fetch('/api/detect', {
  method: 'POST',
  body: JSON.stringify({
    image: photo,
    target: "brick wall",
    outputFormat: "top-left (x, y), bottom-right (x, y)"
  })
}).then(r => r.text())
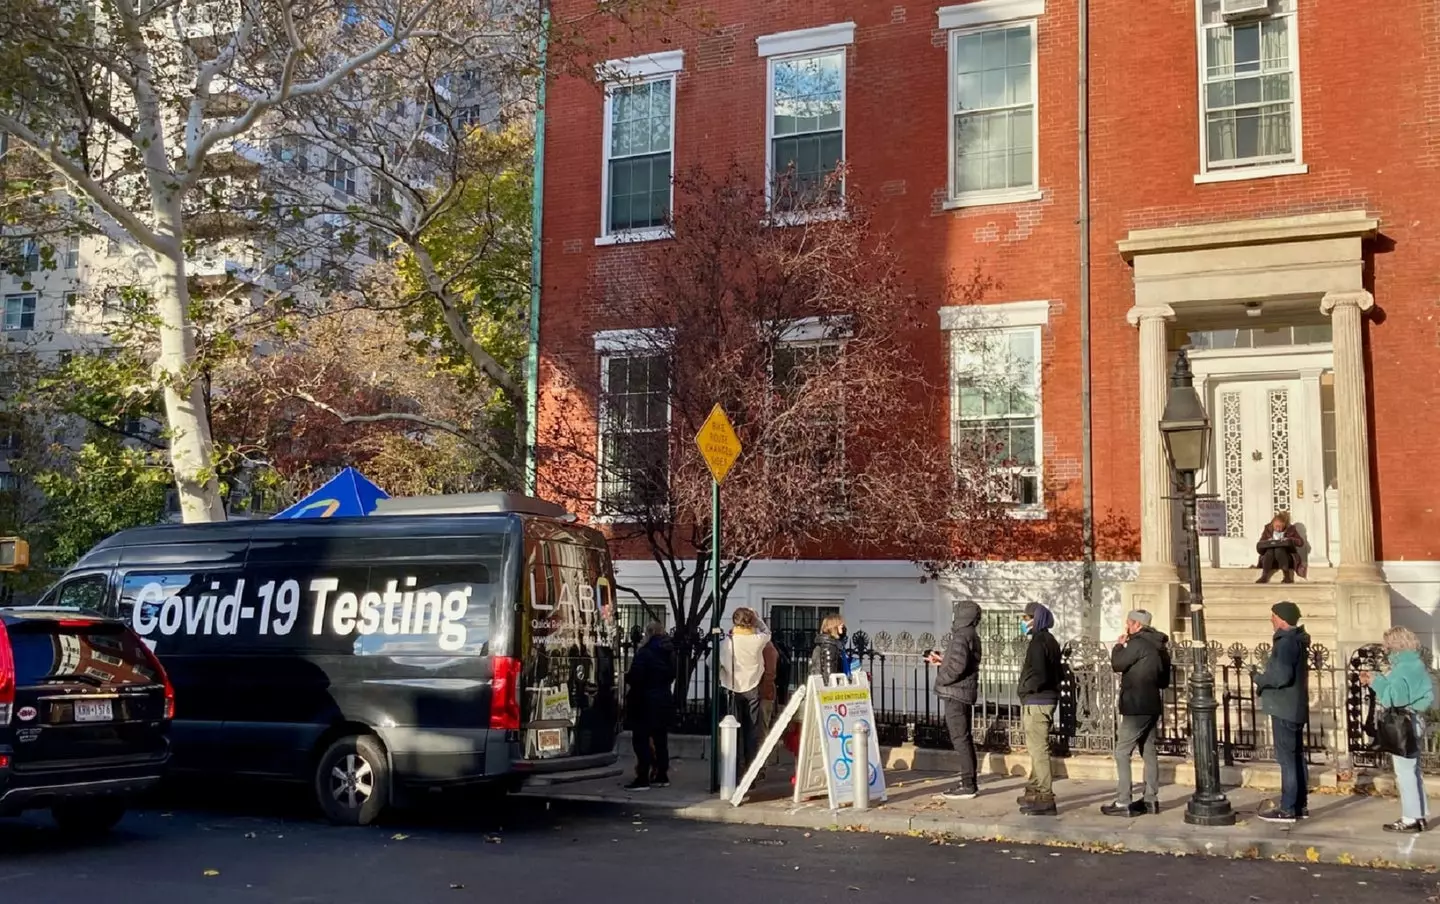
top-left (538, 0), bottom-right (1440, 563)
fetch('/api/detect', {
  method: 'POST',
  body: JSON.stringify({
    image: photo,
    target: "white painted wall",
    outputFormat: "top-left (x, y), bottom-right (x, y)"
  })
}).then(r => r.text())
top-left (1383, 561), bottom-right (1440, 658)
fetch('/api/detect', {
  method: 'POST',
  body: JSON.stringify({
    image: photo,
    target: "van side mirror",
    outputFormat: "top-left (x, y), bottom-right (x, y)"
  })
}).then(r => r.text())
top-left (0, 537), bottom-right (30, 572)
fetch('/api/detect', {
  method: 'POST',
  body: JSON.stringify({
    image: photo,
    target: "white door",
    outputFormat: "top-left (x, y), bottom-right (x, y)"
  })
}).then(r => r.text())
top-left (1210, 379), bottom-right (1306, 567)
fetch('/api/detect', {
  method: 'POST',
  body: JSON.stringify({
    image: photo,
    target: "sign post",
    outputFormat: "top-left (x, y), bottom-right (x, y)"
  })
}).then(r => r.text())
top-left (695, 404), bottom-right (741, 794)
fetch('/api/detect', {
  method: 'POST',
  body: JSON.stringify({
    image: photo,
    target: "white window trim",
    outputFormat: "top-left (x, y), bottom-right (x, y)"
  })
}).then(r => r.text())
top-left (939, 299), bottom-right (1049, 331)
top-left (937, 0), bottom-right (1045, 30)
top-left (763, 42), bottom-right (850, 219)
top-left (942, 300), bottom-right (1048, 517)
top-left (2, 293), bottom-right (37, 333)
top-left (944, 18), bottom-right (1041, 208)
top-left (593, 343), bottom-right (673, 522)
top-left (597, 53), bottom-right (681, 243)
top-left (1194, 0), bottom-right (1304, 178)
top-left (773, 315), bottom-right (853, 344)
top-left (756, 22), bottom-right (855, 58)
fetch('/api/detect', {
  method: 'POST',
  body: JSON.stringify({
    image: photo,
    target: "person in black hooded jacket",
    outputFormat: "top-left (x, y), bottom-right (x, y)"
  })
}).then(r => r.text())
top-left (624, 623), bottom-right (676, 790)
top-left (927, 600), bottom-right (982, 799)
top-left (1017, 602), bottom-right (1062, 816)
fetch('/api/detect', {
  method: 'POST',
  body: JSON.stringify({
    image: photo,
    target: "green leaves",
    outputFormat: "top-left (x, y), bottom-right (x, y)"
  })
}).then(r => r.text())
top-left (32, 439), bottom-right (170, 569)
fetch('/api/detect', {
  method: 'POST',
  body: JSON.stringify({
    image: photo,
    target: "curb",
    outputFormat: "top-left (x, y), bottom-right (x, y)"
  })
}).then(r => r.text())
top-left (520, 788), bottom-right (1437, 870)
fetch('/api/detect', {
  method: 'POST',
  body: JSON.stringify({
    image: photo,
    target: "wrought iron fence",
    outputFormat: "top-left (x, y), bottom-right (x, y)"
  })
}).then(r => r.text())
top-left (617, 624), bottom-right (1440, 773)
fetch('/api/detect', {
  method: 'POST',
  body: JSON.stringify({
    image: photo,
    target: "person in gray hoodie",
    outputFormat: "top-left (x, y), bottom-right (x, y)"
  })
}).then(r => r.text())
top-left (927, 600), bottom-right (983, 800)
top-left (1252, 601), bottom-right (1311, 823)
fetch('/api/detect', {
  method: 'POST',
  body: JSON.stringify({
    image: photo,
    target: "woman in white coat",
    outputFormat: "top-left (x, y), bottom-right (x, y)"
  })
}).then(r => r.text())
top-left (719, 607), bottom-right (771, 777)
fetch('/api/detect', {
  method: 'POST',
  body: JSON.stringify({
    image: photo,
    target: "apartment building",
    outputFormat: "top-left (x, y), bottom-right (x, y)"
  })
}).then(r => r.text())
top-left (534, 0), bottom-right (1438, 652)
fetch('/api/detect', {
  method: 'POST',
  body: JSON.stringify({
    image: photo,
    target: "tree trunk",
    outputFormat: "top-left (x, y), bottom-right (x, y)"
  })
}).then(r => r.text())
top-left (150, 196), bottom-right (225, 523)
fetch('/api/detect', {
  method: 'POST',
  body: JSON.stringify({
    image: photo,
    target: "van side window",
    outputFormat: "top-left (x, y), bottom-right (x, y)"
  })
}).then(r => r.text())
top-left (52, 574), bottom-right (110, 615)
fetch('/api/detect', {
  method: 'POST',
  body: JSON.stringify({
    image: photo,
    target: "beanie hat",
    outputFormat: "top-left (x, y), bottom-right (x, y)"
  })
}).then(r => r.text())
top-left (1126, 609), bottom-right (1152, 627)
top-left (1271, 601), bottom-right (1302, 626)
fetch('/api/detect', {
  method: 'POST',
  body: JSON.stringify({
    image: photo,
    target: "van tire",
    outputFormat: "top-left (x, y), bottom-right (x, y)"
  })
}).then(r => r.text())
top-left (315, 734), bottom-right (390, 826)
top-left (52, 801), bottom-right (127, 836)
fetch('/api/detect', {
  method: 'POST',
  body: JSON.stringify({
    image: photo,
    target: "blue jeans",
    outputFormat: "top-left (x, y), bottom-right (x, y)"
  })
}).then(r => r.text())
top-left (1394, 716), bottom-right (1431, 823)
top-left (1272, 717), bottom-right (1308, 813)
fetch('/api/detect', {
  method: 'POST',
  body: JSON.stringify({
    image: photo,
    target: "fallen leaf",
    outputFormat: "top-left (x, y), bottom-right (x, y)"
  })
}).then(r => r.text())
top-left (1304, 847), bottom-right (1320, 863)
top-left (392, 833), bottom-right (410, 841)
top-left (450, 883), bottom-right (465, 890)
top-left (244, 832), bottom-right (257, 839)
top-left (484, 835), bottom-right (502, 844)
top-left (203, 870), bottom-right (220, 878)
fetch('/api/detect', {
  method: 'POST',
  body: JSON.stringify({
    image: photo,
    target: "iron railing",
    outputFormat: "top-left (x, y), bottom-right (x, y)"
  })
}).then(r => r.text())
top-left (619, 623), bottom-right (1440, 773)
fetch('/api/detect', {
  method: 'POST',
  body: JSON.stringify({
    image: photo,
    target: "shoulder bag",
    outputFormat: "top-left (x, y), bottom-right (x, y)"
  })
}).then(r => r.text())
top-left (1376, 706), bottom-right (1422, 759)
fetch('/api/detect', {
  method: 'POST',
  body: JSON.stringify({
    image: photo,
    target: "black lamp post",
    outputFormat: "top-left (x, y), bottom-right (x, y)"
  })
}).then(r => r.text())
top-left (1159, 350), bottom-right (1236, 828)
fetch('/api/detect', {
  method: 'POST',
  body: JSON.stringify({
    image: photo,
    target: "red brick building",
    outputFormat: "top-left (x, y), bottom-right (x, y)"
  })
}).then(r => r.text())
top-left (535, 0), bottom-right (1440, 652)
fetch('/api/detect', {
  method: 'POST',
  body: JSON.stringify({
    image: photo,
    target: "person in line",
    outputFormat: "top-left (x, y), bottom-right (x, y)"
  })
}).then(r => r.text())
top-left (759, 633), bottom-right (780, 738)
top-left (927, 600), bottom-right (983, 801)
top-left (719, 607), bottom-right (770, 778)
top-left (624, 622), bottom-right (675, 791)
top-left (1255, 511), bottom-right (1305, 584)
top-left (1253, 601), bottom-right (1311, 822)
top-left (1360, 626), bottom-right (1436, 833)
top-left (808, 613), bottom-right (848, 679)
top-left (1016, 602), bottom-right (1063, 816)
top-left (1102, 609), bottom-right (1171, 817)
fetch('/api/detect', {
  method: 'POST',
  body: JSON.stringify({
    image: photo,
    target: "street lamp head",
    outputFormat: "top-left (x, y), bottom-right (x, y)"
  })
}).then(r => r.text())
top-left (1160, 350), bottom-right (1211, 473)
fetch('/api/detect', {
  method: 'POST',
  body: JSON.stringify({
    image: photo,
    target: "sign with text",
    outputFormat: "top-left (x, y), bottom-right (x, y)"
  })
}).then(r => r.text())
top-left (1196, 498), bottom-right (1227, 537)
top-left (695, 404), bottom-right (742, 484)
top-left (793, 673), bottom-right (887, 810)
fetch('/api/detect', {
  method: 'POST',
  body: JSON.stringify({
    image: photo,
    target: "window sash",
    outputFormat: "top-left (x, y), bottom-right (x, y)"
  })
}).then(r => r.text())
top-left (950, 327), bottom-right (1042, 506)
top-left (949, 22), bottom-right (1037, 197)
top-left (3, 295), bottom-right (36, 331)
top-left (767, 50), bottom-right (846, 211)
top-left (1200, 8), bottom-right (1297, 169)
top-left (603, 77), bottom-right (675, 236)
top-left (598, 354), bottom-right (671, 511)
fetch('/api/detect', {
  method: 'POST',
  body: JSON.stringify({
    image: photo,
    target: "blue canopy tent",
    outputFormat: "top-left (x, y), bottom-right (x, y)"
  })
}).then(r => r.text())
top-left (272, 467), bottom-right (389, 520)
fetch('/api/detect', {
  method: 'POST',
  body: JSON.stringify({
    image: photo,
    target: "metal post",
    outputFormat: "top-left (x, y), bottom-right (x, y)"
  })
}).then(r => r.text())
top-left (719, 715), bottom-right (740, 800)
top-left (852, 722), bottom-right (870, 811)
top-left (708, 477), bottom-right (723, 794)
top-left (1181, 468), bottom-right (1236, 826)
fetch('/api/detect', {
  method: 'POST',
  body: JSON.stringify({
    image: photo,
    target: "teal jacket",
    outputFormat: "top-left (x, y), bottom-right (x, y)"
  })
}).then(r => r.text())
top-left (1371, 650), bottom-right (1437, 713)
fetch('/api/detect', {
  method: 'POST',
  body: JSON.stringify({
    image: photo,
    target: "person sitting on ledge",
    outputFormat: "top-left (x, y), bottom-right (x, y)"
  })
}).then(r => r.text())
top-left (1256, 511), bottom-right (1305, 585)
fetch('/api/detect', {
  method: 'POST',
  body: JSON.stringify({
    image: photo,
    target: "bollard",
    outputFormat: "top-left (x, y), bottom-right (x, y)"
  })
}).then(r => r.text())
top-left (852, 722), bottom-right (870, 811)
top-left (718, 715), bottom-right (741, 800)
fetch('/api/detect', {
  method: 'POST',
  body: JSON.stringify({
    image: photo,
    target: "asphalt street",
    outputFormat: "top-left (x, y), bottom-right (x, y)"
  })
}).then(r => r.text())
top-left (0, 790), bottom-right (1435, 904)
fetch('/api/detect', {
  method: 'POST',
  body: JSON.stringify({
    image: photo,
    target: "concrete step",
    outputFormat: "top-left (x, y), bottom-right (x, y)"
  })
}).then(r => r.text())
top-left (1200, 566), bottom-right (1337, 585)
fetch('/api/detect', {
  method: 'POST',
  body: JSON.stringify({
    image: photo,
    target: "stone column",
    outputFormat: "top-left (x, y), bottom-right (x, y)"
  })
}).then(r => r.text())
top-left (1320, 290), bottom-right (1382, 583)
top-left (1126, 304), bottom-right (1178, 582)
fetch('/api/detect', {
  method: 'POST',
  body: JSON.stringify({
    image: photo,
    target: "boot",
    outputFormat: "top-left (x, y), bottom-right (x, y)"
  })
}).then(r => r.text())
top-left (1256, 569), bottom-right (1274, 584)
top-left (1021, 792), bottom-right (1057, 816)
top-left (1015, 787), bottom-right (1039, 806)
top-left (1281, 570), bottom-right (1295, 584)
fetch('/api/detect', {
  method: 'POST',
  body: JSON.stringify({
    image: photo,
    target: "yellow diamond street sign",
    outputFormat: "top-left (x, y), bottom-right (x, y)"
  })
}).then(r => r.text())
top-left (695, 404), bottom-right (742, 484)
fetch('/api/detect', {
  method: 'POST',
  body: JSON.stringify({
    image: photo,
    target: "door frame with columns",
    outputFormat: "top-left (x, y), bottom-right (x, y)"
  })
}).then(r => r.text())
top-left (1116, 211), bottom-right (1388, 648)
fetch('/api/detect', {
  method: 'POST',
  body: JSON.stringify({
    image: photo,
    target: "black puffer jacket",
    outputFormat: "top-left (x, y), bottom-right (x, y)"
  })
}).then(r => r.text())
top-left (809, 633), bottom-right (846, 680)
top-left (625, 634), bottom-right (676, 728)
top-left (1111, 627), bottom-right (1171, 716)
top-left (936, 601), bottom-right (982, 705)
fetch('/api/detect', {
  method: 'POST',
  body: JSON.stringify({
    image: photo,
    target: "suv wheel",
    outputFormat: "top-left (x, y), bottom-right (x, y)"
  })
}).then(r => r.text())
top-left (315, 734), bottom-right (390, 826)
top-left (52, 801), bottom-right (127, 836)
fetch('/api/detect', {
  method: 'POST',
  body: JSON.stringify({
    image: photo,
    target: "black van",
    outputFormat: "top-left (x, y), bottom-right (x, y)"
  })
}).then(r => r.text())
top-left (31, 493), bottom-right (622, 825)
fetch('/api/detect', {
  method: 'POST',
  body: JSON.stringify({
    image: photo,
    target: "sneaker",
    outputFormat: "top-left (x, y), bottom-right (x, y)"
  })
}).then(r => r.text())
top-left (941, 785), bottom-right (979, 801)
top-left (1297, 806), bottom-right (1309, 819)
top-left (624, 778), bottom-right (651, 792)
top-left (651, 775), bottom-right (670, 788)
top-left (1383, 819), bottom-right (1426, 834)
top-left (1100, 801), bottom-right (1144, 818)
top-left (1143, 801), bottom-right (1161, 815)
top-left (1257, 808), bottom-right (1297, 823)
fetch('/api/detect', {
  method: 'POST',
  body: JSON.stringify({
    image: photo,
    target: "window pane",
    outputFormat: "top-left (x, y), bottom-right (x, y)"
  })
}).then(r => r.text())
top-left (772, 53), bottom-right (843, 138)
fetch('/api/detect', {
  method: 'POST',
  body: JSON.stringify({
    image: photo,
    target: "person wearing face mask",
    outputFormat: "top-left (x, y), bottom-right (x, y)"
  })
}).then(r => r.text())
top-left (1015, 602), bottom-right (1063, 816)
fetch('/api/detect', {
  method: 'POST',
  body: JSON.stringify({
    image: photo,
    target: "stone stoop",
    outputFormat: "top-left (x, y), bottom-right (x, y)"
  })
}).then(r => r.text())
top-left (1173, 568), bottom-right (1340, 656)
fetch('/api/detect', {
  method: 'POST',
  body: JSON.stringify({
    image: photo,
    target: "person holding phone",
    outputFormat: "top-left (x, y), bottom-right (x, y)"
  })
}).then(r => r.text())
top-left (927, 600), bottom-right (983, 801)
top-left (1255, 512), bottom-right (1305, 584)
top-left (1360, 626), bottom-right (1436, 833)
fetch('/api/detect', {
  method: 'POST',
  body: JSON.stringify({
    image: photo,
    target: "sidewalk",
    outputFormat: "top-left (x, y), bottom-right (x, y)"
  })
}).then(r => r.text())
top-left (518, 752), bottom-right (1440, 870)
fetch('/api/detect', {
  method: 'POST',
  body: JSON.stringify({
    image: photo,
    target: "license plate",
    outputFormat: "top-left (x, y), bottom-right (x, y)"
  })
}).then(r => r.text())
top-left (74, 700), bottom-right (113, 723)
top-left (537, 728), bottom-right (564, 753)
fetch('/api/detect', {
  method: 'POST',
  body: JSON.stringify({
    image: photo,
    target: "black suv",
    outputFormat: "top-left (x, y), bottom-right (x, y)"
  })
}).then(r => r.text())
top-left (0, 607), bottom-right (173, 834)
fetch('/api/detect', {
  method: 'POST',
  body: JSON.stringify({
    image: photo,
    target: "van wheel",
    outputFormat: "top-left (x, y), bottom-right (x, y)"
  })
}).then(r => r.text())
top-left (52, 801), bottom-right (126, 836)
top-left (315, 734), bottom-right (390, 826)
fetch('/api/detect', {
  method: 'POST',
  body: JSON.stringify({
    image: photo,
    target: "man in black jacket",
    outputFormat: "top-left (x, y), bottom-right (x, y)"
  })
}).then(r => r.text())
top-left (624, 623), bottom-right (676, 791)
top-left (1017, 602), bottom-right (1063, 816)
top-left (1102, 609), bottom-right (1171, 817)
top-left (927, 600), bottom-right (982, 800)
top-left (1253, 601), bottom-right (1311, 823)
